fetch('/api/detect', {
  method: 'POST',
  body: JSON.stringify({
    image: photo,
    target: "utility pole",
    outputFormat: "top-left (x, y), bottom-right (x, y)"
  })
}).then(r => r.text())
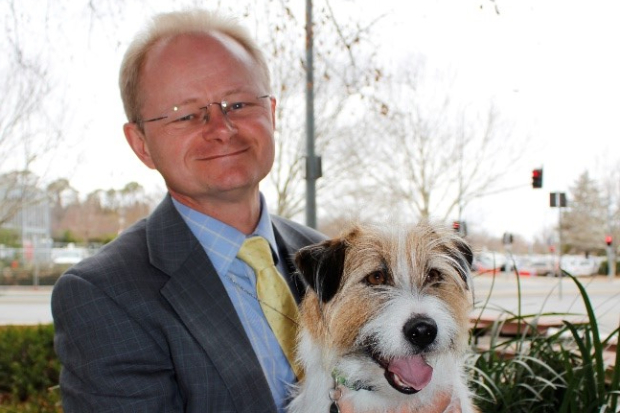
top-left (606, 198), bottom-right (616, 279)
top-left (305, 0), bottom-right (321, 229)
top-left (550, 192), bottom-right (567, 299)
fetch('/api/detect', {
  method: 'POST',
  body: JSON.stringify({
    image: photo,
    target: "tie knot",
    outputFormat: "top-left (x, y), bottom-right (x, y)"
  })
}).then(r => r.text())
top-left (237, 236), bottom-right (275, 273)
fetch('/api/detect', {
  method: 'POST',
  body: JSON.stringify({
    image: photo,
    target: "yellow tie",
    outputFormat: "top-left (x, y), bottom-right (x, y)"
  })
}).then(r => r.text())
top-left (236, 236), bottom-right (303, 380)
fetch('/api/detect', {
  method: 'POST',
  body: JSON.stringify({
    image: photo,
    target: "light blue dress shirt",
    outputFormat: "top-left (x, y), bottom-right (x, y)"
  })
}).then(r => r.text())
top-left (172, 195), bottom-right (295, 413)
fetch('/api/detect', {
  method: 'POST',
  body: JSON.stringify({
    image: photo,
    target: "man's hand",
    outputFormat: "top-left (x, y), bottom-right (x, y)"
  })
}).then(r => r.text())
top-left (336, 391), bottom-right (461, 413)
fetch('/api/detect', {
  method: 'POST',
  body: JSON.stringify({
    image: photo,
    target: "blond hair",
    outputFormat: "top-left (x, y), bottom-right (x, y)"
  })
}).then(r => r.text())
top-left (119, 9), bottom-right (271, 123)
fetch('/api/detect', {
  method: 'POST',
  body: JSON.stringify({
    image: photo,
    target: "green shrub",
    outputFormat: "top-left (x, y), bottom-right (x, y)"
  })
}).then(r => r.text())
top-left (0, 324), bottom-right (61, 412)
top-left (469, 272), bottom-right (620, 412)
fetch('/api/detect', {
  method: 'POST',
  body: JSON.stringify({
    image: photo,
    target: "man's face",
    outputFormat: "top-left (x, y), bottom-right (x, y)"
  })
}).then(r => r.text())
top-left (124, 33), bottom-right (276, 206)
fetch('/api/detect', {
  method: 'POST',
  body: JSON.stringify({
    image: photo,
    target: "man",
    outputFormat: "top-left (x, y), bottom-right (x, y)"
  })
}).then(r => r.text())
top-left (52, 9), bottom-right (325, 413)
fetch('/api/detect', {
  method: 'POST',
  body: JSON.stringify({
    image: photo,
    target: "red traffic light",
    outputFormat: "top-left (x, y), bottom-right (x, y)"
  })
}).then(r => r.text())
top-left (606, 235), bottom-right (613, 246)
top-left (532, 168), bottom-right (543, 188)
top-left (452, 221), bottom-right (467, 236)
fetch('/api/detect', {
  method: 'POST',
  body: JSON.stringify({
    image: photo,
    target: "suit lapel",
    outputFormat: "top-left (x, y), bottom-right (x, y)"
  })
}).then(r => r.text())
top-left (272, 217), bottom-right (303, 300)
top-left (271, 215), bottom-right (320, 300)
top-left (147, 196), bottom-right (275, 412)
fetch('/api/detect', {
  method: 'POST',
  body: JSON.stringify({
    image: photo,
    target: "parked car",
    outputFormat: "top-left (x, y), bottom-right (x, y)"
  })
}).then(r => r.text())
top-left (560, 256), bottom-right (599, 277)
top-left (51, 247), bottom-right (89, 266)
top-left (473, 252), bottom-right (505, 274)
top-left (529, 255), bottom-right (556, 277)
top-left (502, 257), bottom-right (539, 276)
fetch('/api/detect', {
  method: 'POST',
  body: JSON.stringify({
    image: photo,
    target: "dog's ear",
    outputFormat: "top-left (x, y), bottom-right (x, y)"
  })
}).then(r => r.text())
top-left (456, 238), bottom-right (474, 267)
top-left (449, 237), bottom-right (474, 285)
top-left (295, 238), bottom-right (347, 303)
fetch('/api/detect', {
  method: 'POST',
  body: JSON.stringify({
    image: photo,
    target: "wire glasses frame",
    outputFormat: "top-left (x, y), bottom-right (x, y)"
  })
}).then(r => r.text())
top-left (137, 94), bottom-right (272, 132)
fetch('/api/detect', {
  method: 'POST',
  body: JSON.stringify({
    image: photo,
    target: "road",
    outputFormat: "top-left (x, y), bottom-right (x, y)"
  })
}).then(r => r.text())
top-left (0, 275), bottom-right (618, 337)
top-left (472, 272), bottom-right (620, 337)
top-left (0, 286), bottom-right (54, 325)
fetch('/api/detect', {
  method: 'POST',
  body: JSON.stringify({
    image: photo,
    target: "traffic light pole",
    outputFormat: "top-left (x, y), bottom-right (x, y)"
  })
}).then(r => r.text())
top-left (607, 245), bottom-right (615, 278)
top-left (550, 192), bottom-right (565, 299)
top-left (557, 194), bottom-right (563, 299)
top-left (606, 205), bottom-right (616, 279)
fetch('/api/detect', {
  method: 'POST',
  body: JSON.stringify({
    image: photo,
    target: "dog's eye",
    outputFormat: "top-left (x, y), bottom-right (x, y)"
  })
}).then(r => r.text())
top-left (426, 269), bottom-right (443, 286)
top-left (365, 271), bottom-right (387, 286)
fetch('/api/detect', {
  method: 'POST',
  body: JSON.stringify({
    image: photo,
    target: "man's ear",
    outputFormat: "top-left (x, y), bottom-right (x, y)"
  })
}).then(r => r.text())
top-left (123, 122), bottom-right (156, 169)
top-left (269, 96), bottom-right (277, 130)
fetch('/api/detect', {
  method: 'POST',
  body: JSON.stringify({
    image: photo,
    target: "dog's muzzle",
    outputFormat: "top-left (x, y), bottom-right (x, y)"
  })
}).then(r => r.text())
top-left (367, 316), bottom-right (437, 394)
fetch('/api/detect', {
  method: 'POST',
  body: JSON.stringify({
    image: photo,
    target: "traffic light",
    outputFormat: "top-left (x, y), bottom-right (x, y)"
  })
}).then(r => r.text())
top-left (532, 168), bottom-right (543, 188)
top-left (452, 221), bottom-right (467, 236)
top-left (550, 192), bottom-right (567, 207)
top-left (606, 235), bottom-right (613, 247)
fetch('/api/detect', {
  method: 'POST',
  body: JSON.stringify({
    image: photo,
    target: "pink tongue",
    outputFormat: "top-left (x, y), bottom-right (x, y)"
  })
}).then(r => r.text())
top-left (387, 355), bottom-right (433, 391)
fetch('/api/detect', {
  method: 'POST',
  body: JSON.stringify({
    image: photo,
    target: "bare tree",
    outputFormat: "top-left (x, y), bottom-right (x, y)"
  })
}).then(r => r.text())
top-left (0, 0), bottom-right (64, 226)
top-left (241, 0), bottom-right (385, 221)
top-left (354, 62), bottom-right (523, 223)
top-left (0, 171), bottom-right (43, 228)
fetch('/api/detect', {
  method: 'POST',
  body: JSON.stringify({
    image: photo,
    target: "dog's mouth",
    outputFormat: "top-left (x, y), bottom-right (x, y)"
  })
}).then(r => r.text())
top-left (367, 347), bottom-right (434, 394)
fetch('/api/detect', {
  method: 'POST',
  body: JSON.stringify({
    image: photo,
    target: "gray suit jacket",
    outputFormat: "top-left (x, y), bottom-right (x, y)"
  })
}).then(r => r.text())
top-left (52, 195), bottom-right (326, 412)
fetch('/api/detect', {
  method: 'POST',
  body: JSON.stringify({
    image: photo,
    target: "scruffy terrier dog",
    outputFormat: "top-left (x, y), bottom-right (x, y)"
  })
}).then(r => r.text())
top-left (289, 223), bottom-right (478, 413)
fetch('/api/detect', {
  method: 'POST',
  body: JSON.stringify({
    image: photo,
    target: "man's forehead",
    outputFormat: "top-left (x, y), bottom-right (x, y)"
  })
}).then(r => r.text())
top-left (148, 31), bottom-right (253, 67)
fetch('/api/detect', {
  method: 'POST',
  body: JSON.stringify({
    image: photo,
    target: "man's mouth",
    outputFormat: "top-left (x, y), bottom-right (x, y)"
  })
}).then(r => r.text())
top-left (368, 347), bottom-right (434, 394)
top-left (201, 148), bottom-right (248, 161)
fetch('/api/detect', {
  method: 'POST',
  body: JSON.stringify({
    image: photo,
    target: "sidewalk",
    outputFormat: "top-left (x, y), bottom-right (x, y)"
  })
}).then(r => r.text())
top-left (0, 286), bottom-right (54, 325)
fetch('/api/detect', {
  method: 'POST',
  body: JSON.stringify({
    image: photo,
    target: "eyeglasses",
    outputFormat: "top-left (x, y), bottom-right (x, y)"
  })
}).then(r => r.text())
top-left (138, 94), bottom-right (271, 132)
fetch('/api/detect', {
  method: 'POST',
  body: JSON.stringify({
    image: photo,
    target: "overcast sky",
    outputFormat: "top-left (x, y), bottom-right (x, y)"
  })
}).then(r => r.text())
top-left (5, 0), bottom-right (620, 242)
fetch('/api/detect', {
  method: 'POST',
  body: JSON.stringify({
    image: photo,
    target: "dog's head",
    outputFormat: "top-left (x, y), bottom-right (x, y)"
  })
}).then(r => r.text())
top-left (294, 222), bottom-right (474, 399)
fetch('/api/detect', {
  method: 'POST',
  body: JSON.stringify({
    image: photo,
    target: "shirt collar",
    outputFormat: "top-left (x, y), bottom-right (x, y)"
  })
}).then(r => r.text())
top-left (171, 193), bottom-right (280, 274)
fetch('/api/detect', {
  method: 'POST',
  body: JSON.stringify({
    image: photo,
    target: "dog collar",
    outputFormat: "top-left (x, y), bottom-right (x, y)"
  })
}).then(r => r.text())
top-left (329, 370), bottom-right (375, 413)
top-left (331, 369), bottom-right (375, 392)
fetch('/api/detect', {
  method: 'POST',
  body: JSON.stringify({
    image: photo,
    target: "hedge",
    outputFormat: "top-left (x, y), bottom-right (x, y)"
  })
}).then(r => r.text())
top-left (0, 324), bottom-right (61, 412)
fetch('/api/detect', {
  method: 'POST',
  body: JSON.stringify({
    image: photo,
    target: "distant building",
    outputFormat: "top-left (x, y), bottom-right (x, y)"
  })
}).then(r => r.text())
top-left (0, 182), bottom-right (52, 264)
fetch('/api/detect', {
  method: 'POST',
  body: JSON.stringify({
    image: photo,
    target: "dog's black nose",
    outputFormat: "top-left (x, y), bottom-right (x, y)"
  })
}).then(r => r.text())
top-left (403, 317), bottom-right (437, 349)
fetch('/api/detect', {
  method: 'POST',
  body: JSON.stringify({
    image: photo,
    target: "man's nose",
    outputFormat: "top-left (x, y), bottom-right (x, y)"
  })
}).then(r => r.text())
top-left (201, 104), bottom-right (236, 136)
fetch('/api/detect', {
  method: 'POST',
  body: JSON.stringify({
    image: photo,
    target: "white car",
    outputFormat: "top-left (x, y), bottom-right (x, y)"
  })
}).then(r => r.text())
top-left (560, 256), bottom-right (599, 277)
top-left (52, 248), bottom-right (89, 265)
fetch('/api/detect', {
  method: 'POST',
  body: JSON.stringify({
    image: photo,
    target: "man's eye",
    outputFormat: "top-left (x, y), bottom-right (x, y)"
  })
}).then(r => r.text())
top-left (229, 101), bottom-right (249, 111)
top-left (173, 112), bottom-right (199, 122)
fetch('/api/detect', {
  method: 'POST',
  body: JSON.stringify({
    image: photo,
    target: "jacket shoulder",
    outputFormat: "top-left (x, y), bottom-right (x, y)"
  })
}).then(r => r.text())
top-left (270, 215), bottom-right (327, 247)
